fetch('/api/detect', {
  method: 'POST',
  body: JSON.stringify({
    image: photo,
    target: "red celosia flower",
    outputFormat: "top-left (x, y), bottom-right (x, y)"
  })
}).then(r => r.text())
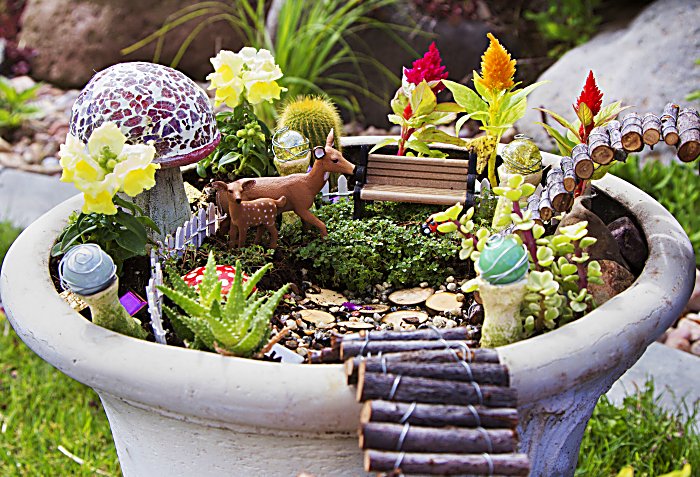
top-left (573, 70), bottom-right (603, 141)
top-left (573, 70), bottom-right (603, 118)
top-left (403, 42), bottom-right (449, 93)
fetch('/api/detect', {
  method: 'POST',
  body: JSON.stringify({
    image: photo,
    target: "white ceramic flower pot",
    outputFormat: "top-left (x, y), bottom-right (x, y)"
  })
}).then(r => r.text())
top-left (1, 141), bottom-right (695, 476)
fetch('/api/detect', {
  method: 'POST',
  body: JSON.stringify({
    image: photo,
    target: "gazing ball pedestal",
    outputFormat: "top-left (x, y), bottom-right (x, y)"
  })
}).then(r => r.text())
top-left (476, 235), bottom-right (530, 348)
top-left (59, 244), bottom-right (146, 339)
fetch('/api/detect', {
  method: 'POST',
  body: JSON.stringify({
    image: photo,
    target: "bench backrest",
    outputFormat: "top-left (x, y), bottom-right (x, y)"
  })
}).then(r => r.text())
top-left (366, 154), bottom-right (470, 190)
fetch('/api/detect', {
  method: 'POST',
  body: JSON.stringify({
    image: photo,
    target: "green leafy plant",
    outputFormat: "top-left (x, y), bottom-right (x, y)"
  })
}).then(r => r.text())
top-left (123, 0), bottom-right (404, 117)
top-left (612, 155), bottom-right (700, 265)
top-left (51, 196), bottom-right (158, 271)
top-left (295, 200), bottom-right (460, 293)
top-left (0, 75), bottom-right (40, 132)
top-left (197, 102), bottom-right (276, 178)
top-left (577, 381), bottom-right (700, 476)
top-left (524, 0), bottom-right (602, 59)
top-left (158, 252), bottom-right (289, 357)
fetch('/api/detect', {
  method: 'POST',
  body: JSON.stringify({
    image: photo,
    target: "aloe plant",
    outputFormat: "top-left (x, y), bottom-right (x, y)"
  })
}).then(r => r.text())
top-left (158, 253), bottom-right (289, 357)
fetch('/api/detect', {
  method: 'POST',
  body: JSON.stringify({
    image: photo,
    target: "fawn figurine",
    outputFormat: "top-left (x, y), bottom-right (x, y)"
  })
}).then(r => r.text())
top-left (211, 181), bottom-right (287, 248)
top-left (215, 129), bottom-right (355, 238)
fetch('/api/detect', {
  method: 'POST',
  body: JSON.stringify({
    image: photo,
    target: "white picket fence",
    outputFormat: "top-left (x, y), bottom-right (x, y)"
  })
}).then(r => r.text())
top-left (145, 202), bottom-right (227, 344)
top-left (320, 174), bottom-right (351, 202)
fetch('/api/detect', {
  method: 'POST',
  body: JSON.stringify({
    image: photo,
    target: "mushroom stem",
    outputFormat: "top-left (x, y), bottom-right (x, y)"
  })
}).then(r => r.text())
top-left (132, 167), bottom-right (190, 240)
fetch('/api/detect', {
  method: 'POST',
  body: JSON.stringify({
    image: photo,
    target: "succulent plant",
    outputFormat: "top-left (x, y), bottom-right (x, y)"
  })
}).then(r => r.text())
top-left (430, 172), bottom-right (606, 339)
top-left (158, 252), bottom-right (289, 357)
top-left (277, 95), bottom-right (344, 153)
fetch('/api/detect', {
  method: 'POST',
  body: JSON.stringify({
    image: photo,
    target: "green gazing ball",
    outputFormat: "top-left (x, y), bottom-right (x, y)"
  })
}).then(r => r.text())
top-left (502, 134), bottom-right (542, 175)
top-left (478, 235), bottom-right (529, 285)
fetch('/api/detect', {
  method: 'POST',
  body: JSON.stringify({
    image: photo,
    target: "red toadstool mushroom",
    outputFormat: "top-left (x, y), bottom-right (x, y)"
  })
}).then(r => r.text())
top-left (182, 265), bottom-right (251, 296)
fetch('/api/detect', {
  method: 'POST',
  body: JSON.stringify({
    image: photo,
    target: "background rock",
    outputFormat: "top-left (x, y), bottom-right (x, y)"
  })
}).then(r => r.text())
top-left (19, 0), bottom-right (242, 88)
top-left (516, 0), bottom-right (700, 161)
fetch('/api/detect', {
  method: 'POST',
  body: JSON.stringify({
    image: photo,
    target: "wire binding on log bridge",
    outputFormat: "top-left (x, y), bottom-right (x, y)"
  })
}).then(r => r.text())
top-left (340, 326), bottom-right (530, 476)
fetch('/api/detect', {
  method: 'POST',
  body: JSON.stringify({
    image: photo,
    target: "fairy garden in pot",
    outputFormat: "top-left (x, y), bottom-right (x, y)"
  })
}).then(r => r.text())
top-left (45, 35), bottom-right (699, 475)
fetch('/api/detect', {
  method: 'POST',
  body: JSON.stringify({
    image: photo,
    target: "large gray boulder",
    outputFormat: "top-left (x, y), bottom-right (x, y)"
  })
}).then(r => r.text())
top-left (517, 0), bottom-right (700, 160)
top-left (19, 0), bottom-right (242, 88)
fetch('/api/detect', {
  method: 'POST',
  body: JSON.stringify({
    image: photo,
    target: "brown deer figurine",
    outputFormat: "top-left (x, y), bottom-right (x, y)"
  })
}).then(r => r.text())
top-left (215, 129), bottom-right (355, 238)
top-left (211, 181), bottom-right (287, 248)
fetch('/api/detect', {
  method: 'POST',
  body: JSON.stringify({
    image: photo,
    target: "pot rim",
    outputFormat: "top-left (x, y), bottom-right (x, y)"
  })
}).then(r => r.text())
top-left (1, 137), bottom-right (694, 432)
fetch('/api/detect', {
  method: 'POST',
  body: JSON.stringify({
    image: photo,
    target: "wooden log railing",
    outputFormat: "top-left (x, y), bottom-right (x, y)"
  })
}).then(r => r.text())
top-left (340, 326), bottom-right (529, 476)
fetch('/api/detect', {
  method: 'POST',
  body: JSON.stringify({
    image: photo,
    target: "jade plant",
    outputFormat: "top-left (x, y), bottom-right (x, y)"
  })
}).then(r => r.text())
top-left (158, 252), bottom-right (289, 357)
top-left (430, 173), bottom-right (603, 343)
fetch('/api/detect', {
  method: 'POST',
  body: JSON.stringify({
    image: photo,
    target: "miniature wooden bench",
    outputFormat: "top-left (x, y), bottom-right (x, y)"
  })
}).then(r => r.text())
top-left (352, 147), bottom-right (477, 218)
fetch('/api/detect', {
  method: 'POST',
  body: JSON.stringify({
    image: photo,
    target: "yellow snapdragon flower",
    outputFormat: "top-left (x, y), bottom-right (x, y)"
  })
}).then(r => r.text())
top-left (58, 122), bottom-right (160, 215)
top-left (207, 47), bottom-right (286, 107)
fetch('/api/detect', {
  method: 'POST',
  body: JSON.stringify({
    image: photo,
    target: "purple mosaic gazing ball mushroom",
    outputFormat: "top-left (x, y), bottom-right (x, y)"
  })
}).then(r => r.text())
top-left (69, 62), bottom-right (220, 168)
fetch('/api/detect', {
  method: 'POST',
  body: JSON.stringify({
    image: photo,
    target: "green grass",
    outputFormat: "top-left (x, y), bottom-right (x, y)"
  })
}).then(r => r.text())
top-left (577, 382), bottom-right (700, 476)
top-left (0, 315), bottom-right (120, 476)
top-left (0, 220), bottom-right (21, 267)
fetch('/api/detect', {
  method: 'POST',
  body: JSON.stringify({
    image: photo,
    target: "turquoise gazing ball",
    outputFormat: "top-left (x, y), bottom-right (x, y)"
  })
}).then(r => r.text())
top-left (477, 235), bottom-right (529, 285)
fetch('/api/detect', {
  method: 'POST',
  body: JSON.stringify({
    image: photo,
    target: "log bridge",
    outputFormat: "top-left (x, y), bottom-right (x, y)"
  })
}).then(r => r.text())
top-left (337, 327), bottom-right (530, 476)
top-left (353, 147), bottom-right (478, 219)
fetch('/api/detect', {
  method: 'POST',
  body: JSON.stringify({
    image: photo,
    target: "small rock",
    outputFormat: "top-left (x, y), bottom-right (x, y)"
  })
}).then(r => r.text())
top-left (296, 347), bottom-right (308, 358)
top-left (439, 285), bottom-right (446, 291)
top-left (608, 216), bottom-right (647, 274)
top-left (455, 293), bottom-right (465, 302)
top-left (373, 313), bottom-right (382, 321)
top-left (685, 269), bottom-right (700, 313)
top-left (446, 283), bottom-right (457, 292)
top-left (446, 276), bottom-right (455, 283)
top-left (363, 317), bottom-right (374, 324)
top-left (690, 341), bottom-right (700, 357)
top-left (285, 340), bottom-right (298, 350)
top-left (677, 318), bottom-right (700, 341)
top-left (666, 336), bottom-right (691, 353)
top-left (285, 319), bottom-right (298, 331)
top-left (444, 319), bottom-right (457, 329)
top-left (667, 327), bottom-right (691, 341)
top-left (432, 316), bottom-right (448, 328)
top-left (329, 306), bottom-right (340, 313)
top-left (588, 259), bottom-right (635, 305)
top-left (419, 282), bottom-right (429, 288)
top-left (371, 298), bottom-right (380, 304)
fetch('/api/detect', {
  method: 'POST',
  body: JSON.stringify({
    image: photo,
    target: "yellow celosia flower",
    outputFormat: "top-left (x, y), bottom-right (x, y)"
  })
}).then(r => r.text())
top-left (58, 122), bottom-right (160, 215)
top-left (478, 33), bottom-right (516, 92)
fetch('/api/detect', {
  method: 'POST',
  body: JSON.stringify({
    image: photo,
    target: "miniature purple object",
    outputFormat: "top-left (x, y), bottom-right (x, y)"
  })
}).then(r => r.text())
top-left (119, 290), bottom-right (147, 316)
